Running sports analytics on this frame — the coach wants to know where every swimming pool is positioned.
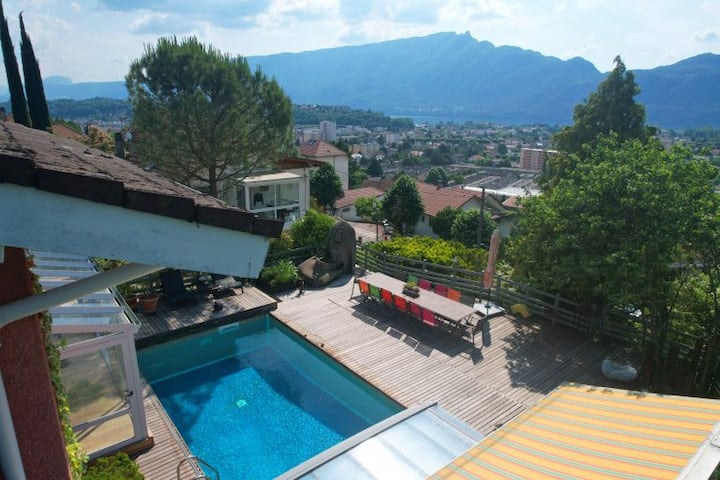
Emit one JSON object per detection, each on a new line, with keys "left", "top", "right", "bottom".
{"left": 138, "top": 315, "right": 401, "bottom": 479}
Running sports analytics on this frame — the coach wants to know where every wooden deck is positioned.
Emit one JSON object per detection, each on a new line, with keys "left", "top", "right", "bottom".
{"left": 274, "top": 274, "right": 635, "bottom": 436}
{"left": 135, "top": 285, "right": 277, "bottom": 348}
{"left": 132, "top": 274, "right": 633, "bottom": 478}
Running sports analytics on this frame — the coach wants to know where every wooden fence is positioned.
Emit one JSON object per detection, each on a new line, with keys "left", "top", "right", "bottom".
{"left": 355, "top": 242, "right": 642, "bottom": 343}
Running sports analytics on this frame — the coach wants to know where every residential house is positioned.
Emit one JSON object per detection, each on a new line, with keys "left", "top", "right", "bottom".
{"left": 298, "top": 140, "right": 349, "bottom": 191}
{"left": 234, "top": 156, "right": 324, "bottom": 229}
{"left": 335, "top": 186, "right": 385, "bottom": 222}
{"left": 0, "top": 122, "right": 281, "bottom": 478}
{"left": 414, "top": 182, "right": 505, "bottom": 237}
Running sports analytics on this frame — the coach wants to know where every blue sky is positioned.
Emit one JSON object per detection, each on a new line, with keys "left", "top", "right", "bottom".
{"left": 1, "top": 0, "right": 718, "bottom": 83}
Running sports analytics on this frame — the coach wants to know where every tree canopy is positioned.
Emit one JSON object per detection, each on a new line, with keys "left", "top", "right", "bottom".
{"left": 425, "top": 166, "right": 448, "bottom": 186}
{"left": 355, "top": 196, "right": 385, "bottom": 241}
{"left": 382, "top": 174, "right": 424, "bottom": 235}
{"left": 19, "top": 13, "right": 50, "bottom": 131}
{"left": 310, "top": 162, "right": 344, "bottom": 210}
{"left": 450, "top": 208, "right": 496, "bottom": 248}
{"left": 0, "top": 2, "right": 28, "bottom": 126}
{"left": 430, "top": 206, "right": 458, "bottom": 240}
{"left": 126, "top": 36, "right": 293, "bottom": 197}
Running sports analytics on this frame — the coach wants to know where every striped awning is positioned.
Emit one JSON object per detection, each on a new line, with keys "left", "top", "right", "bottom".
{"left": 431, "top": 383, "right": 720, "bottom": 480}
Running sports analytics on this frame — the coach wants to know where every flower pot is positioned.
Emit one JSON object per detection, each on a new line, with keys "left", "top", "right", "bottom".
{"left": 139, "top": 293, "right": 160, "bottom": 314}
{"left": 124, "top": 294, "right": 140, "bottom": 312}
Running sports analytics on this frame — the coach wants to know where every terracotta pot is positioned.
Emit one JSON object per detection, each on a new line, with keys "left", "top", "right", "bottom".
{"left": 139, "top": 293, "right": 160, "bottom": 314}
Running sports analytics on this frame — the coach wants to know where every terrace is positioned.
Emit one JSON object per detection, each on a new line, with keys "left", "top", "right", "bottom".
{"left": 133, "top": 273, "right": 630, "bottom": 478}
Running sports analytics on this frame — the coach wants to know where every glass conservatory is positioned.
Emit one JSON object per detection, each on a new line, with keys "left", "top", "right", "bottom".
{"left": 31, "top": 251, "right": 148, "bottom": 458}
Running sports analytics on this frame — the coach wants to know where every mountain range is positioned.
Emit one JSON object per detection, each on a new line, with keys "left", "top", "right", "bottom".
{"left": 8, "top": 32, "right": 720, "bottom": 128}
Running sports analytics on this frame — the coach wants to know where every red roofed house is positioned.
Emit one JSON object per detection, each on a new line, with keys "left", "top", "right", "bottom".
{"left": 336, "top": 186, "right": 385, "bottom": 222}
{"left": 298, "top": 140, "right": 349, "bottom": 191}
{"left": 413, "top": 182, "right": 505, "bottom": 237}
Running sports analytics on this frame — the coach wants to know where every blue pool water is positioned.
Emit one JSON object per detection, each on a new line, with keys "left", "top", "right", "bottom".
{"left": 138, "top": 315, "right": 401, "bottom": 479}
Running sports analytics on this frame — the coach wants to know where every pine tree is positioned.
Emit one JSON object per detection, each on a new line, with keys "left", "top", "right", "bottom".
{"left": 19, "top": 13, "right": 50, "bottom": 130}
{"left": 0, "top": 1, "right": 29, "bottom": 126}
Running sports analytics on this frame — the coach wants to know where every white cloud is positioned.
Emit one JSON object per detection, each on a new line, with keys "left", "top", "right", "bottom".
{"left": 696, "top": 27, "right": 720, "bottom": 43}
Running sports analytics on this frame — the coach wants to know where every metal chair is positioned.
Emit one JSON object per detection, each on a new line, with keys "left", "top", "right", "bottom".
{"left": 447, "top": 288, "right": 462, "bottom": 302}
{"left": 369, "top": 284, "right": 382, "bottom": 303}
{"left": 434, "top": 283, "right": 449, "bottom": 297}
{"left": 381, "top": 288, "right": 393, "bottom": 307}
{"left": 418, "top": 278, "right": 432, "bottom": 290}
{"left": 421, "top": 308, "right": 438, "bottom": 327}
{"left": 393, "top": 295, "right": 408, "bottom": 314}
{"left": 357, "top": 279, "right": 371, "bottom": 302}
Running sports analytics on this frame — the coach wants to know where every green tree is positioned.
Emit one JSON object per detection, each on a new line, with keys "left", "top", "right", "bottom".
{"left": 550, "top": 56, "right": 655, "bottom": 185}
{"left": 126, "top": 36, "right": 293, "bottom": 197}
{"left": 355, "top": 196, "right": 384, "bottom": 241}
{"left": 425, "top": 166, "right": 448, "bottom": 186}
{"left": 430, "top": 206, "right": 458, "bottom": 240}
{"left": 0, "top": 1, "right": 28, "bottom": 126}
{"left": 290, "top": 209, "right": 335, "bottom": 249}
{"left": 19, "top": 13, "right": 50, "bottom": 131}
{"left": 381, "top": 174, "right": 424, "bottom": 235}
{"left": 451, "top": 208, "right": 495, "bottom": 247}
{"left": 366, "top": 157, "right": 383, "bottom": 177}
{"left": 508, "top": 137, "right": 719, "bottom": 388}
{"left": 496, "top": 142, "right": 508, "bottom": 155}
{"left": 348, "top": 157, "right": 367, "bottom": 189}
{"left": 310, "top": 162, "right": 343, "bottom": 210}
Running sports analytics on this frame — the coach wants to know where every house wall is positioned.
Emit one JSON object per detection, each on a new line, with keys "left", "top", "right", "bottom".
{"left": 325, "top": 156, "right": 349, "bottom": 191}
{"left": 0, "top": 247, "right": 71, "bottom": 479}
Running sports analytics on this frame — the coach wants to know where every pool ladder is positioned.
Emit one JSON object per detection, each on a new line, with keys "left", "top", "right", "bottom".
{"left": 177, "top": 455, "right": 219, "bottom": 480}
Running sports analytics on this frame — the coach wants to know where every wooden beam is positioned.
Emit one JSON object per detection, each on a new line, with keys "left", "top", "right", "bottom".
{"left": 0, "top": 184, "right": 271, "bottom": 277}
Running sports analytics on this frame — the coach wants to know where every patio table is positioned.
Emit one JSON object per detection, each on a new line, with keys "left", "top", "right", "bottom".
{"left": 363, "top": 272, "right": 477, "bottom": 325}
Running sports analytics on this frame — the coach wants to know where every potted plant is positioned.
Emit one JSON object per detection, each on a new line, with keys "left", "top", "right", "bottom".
{"left": 138, "top": 291, "right": 160, "bottom": 314}
{"left": 403, "top": 281, "right": 420, "bottom": 298}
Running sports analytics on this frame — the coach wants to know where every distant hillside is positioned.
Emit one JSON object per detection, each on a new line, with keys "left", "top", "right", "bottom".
{"left": 2, "top": 32, "right": 717, "bottom": 128}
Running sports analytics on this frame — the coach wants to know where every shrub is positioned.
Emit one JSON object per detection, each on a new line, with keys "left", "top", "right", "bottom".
{"left": 260, "top": 260, "right": 298, "bottom": 287}
{"left": 290, "top": 209, "right": 335, "bottom": 248}
{"left": 369, "top": 236, "right": 487, "bottom": 272}
{"left": 83, "top": 452, "right": 143, "bottom": 480}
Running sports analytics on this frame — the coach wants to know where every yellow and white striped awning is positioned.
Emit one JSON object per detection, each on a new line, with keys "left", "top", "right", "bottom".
{"left": 431, "top": 383, "right": 720, "bottom": 480}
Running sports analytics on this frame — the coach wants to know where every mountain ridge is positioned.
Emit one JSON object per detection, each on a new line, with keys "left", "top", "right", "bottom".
{"left": 5, "top": 32, "right": 719, "bottom": 128}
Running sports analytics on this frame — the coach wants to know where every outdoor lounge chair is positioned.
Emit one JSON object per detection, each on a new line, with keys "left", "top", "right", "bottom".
{"left": 160, "top": 269, "right": 198, "bottom": 307}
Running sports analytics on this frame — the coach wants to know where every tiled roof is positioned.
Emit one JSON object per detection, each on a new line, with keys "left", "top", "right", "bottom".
{"left": 335, "top": 186, "right": 384, "bottom": 209}
{"left": 360, "top": 177, "right": 394, "bottom": 191}
{"left": 417, "top": 182, "right": 482, "bottom": 217}
{"left": 51, "top": 124, "right": 87, "bottom": 141}
{"left": 0, "top": 122, "right": 282, "bottom": 237}
{"left": 277, "top": 155, "right": 324, "bottom": 169}
{"left": 298, "top": 140, "right": 347, "bottom": 158}
{"left": 502, "top": 195, "right": 520, "bottom": 209}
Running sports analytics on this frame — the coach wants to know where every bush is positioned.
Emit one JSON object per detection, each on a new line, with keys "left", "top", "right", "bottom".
{"left": 84, "top": 452, "right": 143, "bottom": 480}
{"left": 260, "top": 260, "right": 298, "bottom": 287}
{"left": 290, "top": 209, "right": 335, "bottom": 248}
{"left": 369, "top": 236, "right": 487, "bottom": 272}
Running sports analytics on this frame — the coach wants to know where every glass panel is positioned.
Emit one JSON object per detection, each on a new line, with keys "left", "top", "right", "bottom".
{"left": 62, "top": 344, "right": 129, "bottom": 427}
{"left": 52, "top": 332, "right": 116, "bottom": 347}
{"left": 278, "top": 206, "right": 301, "bottom": 223}
{"left": 76, "top": 412, "right": 134, "bottom": 455}
{"left": 278, "top": 182, "right": 300, "bottom": 206}
{"left": 249, "top": 186, "right": 268, "bottom": 208}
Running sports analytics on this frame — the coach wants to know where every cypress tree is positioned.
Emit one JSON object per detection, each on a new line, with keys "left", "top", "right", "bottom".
{"left": 0, "top": 1, "right": 29, "bottom": 126}
{"left": 19, "top": 13, "right": 50, "bottom": 130}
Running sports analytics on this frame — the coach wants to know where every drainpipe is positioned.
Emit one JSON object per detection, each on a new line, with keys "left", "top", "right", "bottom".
{"left": 0, "top": 369, "right": 25, "bottom": 479}
{"left": 0, "top": 260, "right": 162, "bottom": 479}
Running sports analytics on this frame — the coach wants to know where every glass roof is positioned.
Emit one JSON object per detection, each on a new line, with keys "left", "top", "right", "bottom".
{"left": 30, "top": 251, "right": 136, "bottom": 331}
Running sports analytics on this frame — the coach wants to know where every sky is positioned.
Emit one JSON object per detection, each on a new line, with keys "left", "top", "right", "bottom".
{"left": 1, "top": 0, "right": 718, "bottom": 84}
